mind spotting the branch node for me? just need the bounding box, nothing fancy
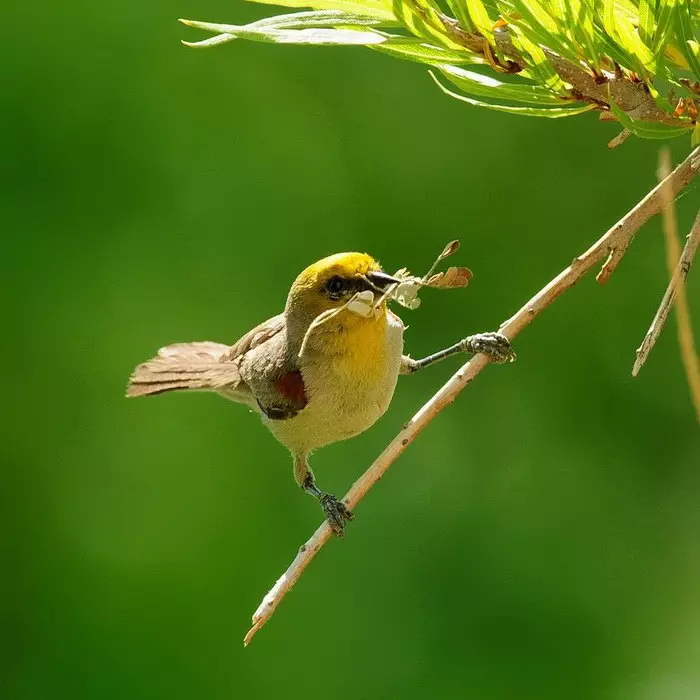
[608,129,632,149]
[596,242,629,284]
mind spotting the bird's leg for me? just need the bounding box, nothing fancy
[293,455,354,536]
[401,331,515,374]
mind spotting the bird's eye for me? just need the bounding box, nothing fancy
[325,276,346,299]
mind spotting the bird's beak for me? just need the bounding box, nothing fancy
[365,270,400,290]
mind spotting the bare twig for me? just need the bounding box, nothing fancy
[631,152,700,420]
[608,129,632,149]
[669,214,700,422]
[244,147,700,646]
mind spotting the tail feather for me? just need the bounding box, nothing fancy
[126,341,240,398]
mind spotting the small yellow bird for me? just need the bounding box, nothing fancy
[127,252,513,535]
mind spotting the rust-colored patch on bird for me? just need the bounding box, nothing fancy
[275,371,308,408]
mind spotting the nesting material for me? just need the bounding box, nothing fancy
[298,240,472,358]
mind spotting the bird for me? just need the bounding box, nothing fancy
[126,252,513,535]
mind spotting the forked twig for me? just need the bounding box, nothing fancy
[631,150,700,421]
[244,147,700,646]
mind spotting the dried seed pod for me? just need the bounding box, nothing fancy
[426,266,473,288]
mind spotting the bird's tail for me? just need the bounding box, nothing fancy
[126,341,238,397]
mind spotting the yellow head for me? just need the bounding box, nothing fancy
[286,252,398,320]
[284,253,400,355]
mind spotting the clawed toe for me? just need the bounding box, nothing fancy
[464,332,516,364]
[320,493,354,536]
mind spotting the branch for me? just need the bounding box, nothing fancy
[244,146,700,646]
[631,151,700,420]
[597,148,700,284]
[442,20,691,128]
[669,213,700,422]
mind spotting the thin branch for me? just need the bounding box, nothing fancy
[244,147,700,646]
[608,129,632,149]
[631,151,700,419]
[670,213,700,422]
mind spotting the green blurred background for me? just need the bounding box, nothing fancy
[4,2,700,698]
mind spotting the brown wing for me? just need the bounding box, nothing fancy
[223,313,309,420]
[219,313,286,363]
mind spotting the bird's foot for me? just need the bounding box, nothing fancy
[462,332,516,364]
[320,493,354,537]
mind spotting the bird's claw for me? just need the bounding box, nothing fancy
[463,332,516,364]
[320,493,354,536]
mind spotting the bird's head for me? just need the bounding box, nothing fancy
[285,252,399,330]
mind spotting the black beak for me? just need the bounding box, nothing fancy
[365,270,400,290]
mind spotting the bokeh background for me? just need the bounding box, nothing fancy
[4,2,700,698]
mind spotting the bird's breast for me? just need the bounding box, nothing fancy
[267,310,405,454]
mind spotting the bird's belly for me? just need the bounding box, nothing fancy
[267,312,404,454]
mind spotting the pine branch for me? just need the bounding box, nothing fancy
[180,1,700,142]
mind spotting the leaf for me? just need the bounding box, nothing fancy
[665,42,690,70]
[464,0,495,46]
[446,0,475,33]
[430,70,597,117]
[245,27,388,43]
[565,0,599,70]
[438,64,570,104]
[654,0,677,53]
[181,10,399,47]
[507,0,563,42]
[602,0,656,74]
[183,34,238,49]
[250,9,400,27]
[614,10,657,73]
[180,18,388,46]
[370,37,482,65]
[391,280,422,309]
[246,0,396,22]
[507,26,568,95]
[614,0,642,23]
[674,0,700,82]
[391,0,462,50]
[608,96,692,139]
[637,0,656,47]
[691,41,700,63]
[499,0,580,66]
[548,0,567,24]
[593,26,638,70]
